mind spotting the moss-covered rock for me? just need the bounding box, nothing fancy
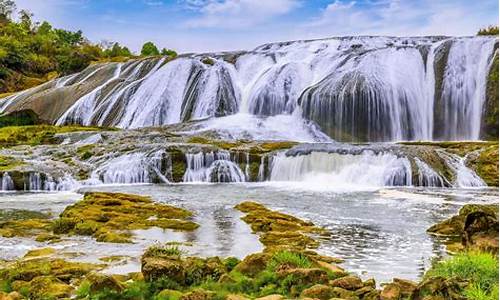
[235,201,325,252]
[299,284,335,300]
[54,192,198,243]
[427,204,498,253]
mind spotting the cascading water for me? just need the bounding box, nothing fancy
[0,173,14,191]
[414,158,446,187]
[438,151,486,187]
[269,151,412,188]
[0,36,495,142]
[183,151,245,183]
[92,151,169,184]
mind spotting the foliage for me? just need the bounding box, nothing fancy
[267,250,312,271]
[478,25,499,36]
[425,251,499,299]
[0,1,176,93]
[161,48,177,57]
[141,41,160,56]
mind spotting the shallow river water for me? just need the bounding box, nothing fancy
[0,183,497,284]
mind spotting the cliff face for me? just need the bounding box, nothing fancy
[482,46,499,140]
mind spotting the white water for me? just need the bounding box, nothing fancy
[183,151,245,183]
[1,36,495,142]
[0,173,14,191]
[92,151,168,184]
[415,158,446,187]
[438,151,486,187]
[269,151,412,190]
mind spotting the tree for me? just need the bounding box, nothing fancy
[141,42,160,56]
[478,25,499,36]
[0,0,15,23]
[161,48,177,58]
[19,9,33,31]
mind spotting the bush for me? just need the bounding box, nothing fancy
[478,26,499,36]
[425,251,499,299]
[266,251,312,271]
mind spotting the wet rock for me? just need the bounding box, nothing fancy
[141,256,185,282]
[226,294,250,300]
[300,284,336,300]
[28,275,73,299]
[316,261,347,277]
[427,204,499,253]
[354,286,375,297]
[181,289,215,300]
[393,278,417,297]
[233,253,270,276]
[363,278,376,288]
[330,275,364,290]
[85,272,125,293]
[331,287,359,299]
[184,257,226,285]
[380,283,401,300]
[24,247,56,258]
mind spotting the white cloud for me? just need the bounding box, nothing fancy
[182,0,300,28]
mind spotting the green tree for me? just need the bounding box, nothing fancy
[161,48,177,58]
[478,25,499,36]
[141,42,160,56]
[18,9,33,31]
[0,0,15,23]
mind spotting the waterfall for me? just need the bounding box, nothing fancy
[257,156,266,181]
[183,151,245,183]
[438,151,486,187]
[0,173,14,191]
[269,151,412,187]
[93,151,168,184]
[1,36,496,142]
[28,173,43,191]
[436,37,497,140]
[415,158,446,187]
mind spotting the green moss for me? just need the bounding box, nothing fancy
[0,110,39,127]
[54,192,198,243]
[472,144,499,186]
[0,125,112,147]
[235,201,325,253]
[0,156,25,171]
[77,144,95,160]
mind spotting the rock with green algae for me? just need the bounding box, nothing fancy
[53,192,198,243]
[234,201,326,252]
[299,284,336,300]
[0,254,102,299]
[410,276,467,300]
[157,289,184,300]
[427,204,498,253]
[83,272,125,294]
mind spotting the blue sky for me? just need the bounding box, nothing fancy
[14,0,499,53]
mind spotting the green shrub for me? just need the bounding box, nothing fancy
[266,251,312,271]
[426,251,499,298]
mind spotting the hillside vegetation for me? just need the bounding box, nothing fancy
[0,0,176,95]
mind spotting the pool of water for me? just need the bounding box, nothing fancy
[0,183,497,283]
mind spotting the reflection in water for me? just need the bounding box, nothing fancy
[0,184,497,284]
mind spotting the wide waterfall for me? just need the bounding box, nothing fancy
[269,151,412,188]
[0,36,496,142]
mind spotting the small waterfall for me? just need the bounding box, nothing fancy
[415,158,445,187]
[93,151,168,184]
[244,153,250,181]
[438,151,486,187]
[183,151,245,183]
[206,160,246,183]
[28,173,43,191]
[257,156,266,181]
[269,151,412,187]
[1,173,14,191]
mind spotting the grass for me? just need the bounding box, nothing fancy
[266,251,312,272]
[425,251,499,300]
[144,245,185,258]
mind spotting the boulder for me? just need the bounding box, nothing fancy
[380,283,401,300]
[233,253,269,277]
[393,278,417,297]
[255,295,284,300]
[141,257,185,282]
[181,289,215,300]
[85,272,125,293]
[330,275,364,290]
[300,284,335,300]
[331,287,359,299]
